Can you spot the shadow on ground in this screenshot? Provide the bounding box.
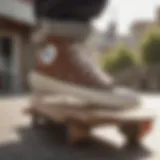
[0,125,152,160]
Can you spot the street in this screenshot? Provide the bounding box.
[0,94,159,160]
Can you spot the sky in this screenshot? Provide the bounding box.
[93,0,160,34]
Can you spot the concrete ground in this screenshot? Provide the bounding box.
[0,94,159,160]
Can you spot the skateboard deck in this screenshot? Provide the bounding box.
[31,95,155,125]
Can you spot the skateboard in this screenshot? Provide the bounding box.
[24,92,155,146]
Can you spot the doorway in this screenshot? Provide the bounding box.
[0,35,21,94]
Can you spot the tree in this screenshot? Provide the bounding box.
[141,26,160,65]
[101,44,136,73]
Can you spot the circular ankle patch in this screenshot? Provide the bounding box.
[40,45,57,65]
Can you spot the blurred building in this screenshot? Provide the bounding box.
[0,0,34,93]
[123,6,160,49]
[155,6,160,24]
[90,6,160,57]
[87,20,118,55]
[98,21,118,53]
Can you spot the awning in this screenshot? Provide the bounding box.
[0,0,35,26]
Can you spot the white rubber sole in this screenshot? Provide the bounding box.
[28,71,141,108]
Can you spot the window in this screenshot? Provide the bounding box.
[0,37,12,65]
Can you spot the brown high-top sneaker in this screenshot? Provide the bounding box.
[29,21,140,108]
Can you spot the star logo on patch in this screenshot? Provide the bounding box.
[40,45,57,65]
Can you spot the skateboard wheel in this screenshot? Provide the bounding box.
[31,113,42,128]
[66,121,89,145]
[119,121,153,147]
